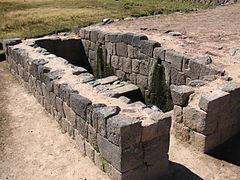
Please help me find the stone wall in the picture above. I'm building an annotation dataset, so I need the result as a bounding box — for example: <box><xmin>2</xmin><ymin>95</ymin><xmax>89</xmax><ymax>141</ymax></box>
<box><xmin>171</xmin><ymin>84</ymin><xmax>240</xmax><ymax>152</ymax></box>
<box><xmin>3</xmin><ymin>38</ymin><xmax>171</xmax><ymax>180</ymax></box>
<box><xmin>77</xmin><ymin>29</ymin><xmax>223</xmax><ymax>111</ymax></box>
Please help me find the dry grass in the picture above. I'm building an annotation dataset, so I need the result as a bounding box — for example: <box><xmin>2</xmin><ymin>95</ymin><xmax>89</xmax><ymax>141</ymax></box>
<box><xmin>0</xmin><ymin>0</ymin><xmax>208</xmax><ymax>40</ymax></box>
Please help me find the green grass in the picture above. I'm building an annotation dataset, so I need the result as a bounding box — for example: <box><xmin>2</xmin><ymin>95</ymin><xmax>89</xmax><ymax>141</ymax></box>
<box><xmin>0</xmin><ymin>0</ymin><xmax>209</xmax><ymax>41</ymax></box>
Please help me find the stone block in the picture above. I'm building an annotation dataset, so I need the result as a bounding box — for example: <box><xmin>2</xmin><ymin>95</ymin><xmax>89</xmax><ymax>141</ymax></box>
<box><xmin>165</xmin><ymin>50</ymin><xmax>183</xmax><ymax>71</ymax></box>
<box><xmin>161</xmin><ymin>61</ymin><xmax>171</xmax><ymax>86</ymax></box>
<box><xmin>89</xmin><ymin>50</ymin><xmax>96</xmax><ymax>60</ymax></box>
<box><xmin>59</xmin><ymin>84</ymin><xmax>78</xmax><ymax>106</ymax></box>
<box><xmin>49</xmin><ymin>92</ymin><xmax>56</xmax><ymax>108</ymax></box>
<box><xmin>90</xmin><ymin>29</ymin><xmax>100</xmax><ymax>43</ymax></box>
<box><xmin>94</xmin><ymin>151</ymin><xmax>104</xmax><ymax>171</ymax></box>
<box><xmin>153</xmin><ymin>47</ymin><xmax>166</xmax><ymax>61</ymax></box>
<box><xmin>170</xmin><ymin>85</ymin><xmax>194</xmax><ymax>106</ymax></box>
<box><xmin>127</xmin><ymin>45</ymin><xmax>134</xmax><ymax>58</ymax></box>
<box><xmin>173</xmin><ymin>122</ymin><xmax>190</xmax><ymax>141</ymax></box>
<box><xmin>97</xmin><ymin>134</ymin><xmax>143</xmax><ymax>173</ymax></box>
<box><xmin>56</xmin><ymin>96</ymin><xmax>65</xmax><ymax>118</ymax></box>
<box><xmin>98</xmin><ymin>32</ymin><xmax>106</xmax><ymax>44</ymax></box>
<box><xmin>122</xmin><ymin>58</ymin><xmax>132</xmax><ymax>74</ymax></box>
<box><xmin>150</xmin><ymin>111</ymin><xmax>172</xmax><ymax>135</ymax></box>
<box><xmin>74</xmin><ymin>129</ymin><xmax>85</xmax><ymax>155</ymax></box>
<box><xmin>188</xmin><ymin>59</ymin><xmax>201</xmax><ymax>80</ymax></box>
<box><xmin>131</xmin><ymin>34</ymin><xmax>148</xmax><ymax>47</ymax></box>
<box><xmin>129</xmin><ymin>73</ymin><xmax>137</xmax><ymax>84</ymax></box>
<box><xmin>63</xmin><ymin>102</ymin><xmax>76</xmax><ymax>127</ymax></box>
<box><xmin>97</xmin><ymin>106</ymin><xmax>121</xmax><ymax>137</ymax></box>
<box><xmin>116</xmin><ymin>42</ymin><xmax>128</xmax><ymax>57</ymax></box>
<box><xmin>199</xmin><ymin>90</ymin><xmax>230</xmax><ymax>112</ymax></box>
<box><xmin>111</xmin><ymin>55</ymin><xmax>119</xmax><ymax>69</ymax></box>
<box><xmin>147</xmin><ymin>154</ymin><xmax>169</xmax><ymax>180</ymax></box>
<box><xmin>172</xmin><ymin>105</ymin><xmax>183</xmax><ymax>123</ymax></box>
<box><xmin>87</xmin><ymin>103</ymin><xmax>106</xmax><ymax>128</ymax></box>
<box><xmin>143</xmin><ymin>136</ymin><xmax>169</xmax><ymax>165</ymax></box>
<box><xmin>140</xmin><ymin>40</ymin><xmax>161</xmax><ymax>57</ymax></box>
<box><xmin>139</xmin><ymin>60</ymin><xmax>149</xmax><ymax>76</ymax></box>
<box><xmin>183</xmin><ymin>107</ymin><xmax>217</xmax><ymax>135</ymax></box>
<box><xmin>76</xmin><ymin>115</ymin><xmax>88</xmax><ymax>138</ymax></box>
<box><xmin>88</xmin><ymin>124</ymin><xmax>97</xmax><ymax>149</ymax></box>
<box><xmin>70</xmin><ymin>93</ymin><xmax>92</xmax><ymax>118</ymax></box>
<box><xmin>171</xmin><ymin>67</ymin><xmax>186</xmax><ymax>85</ymax></box>
<box><xmin>131</xmin><ymin>59</ymin><xmax>140</xmax><ymax>73</ymax></box>
<box><xmin>190</xmin><ymin>130</ymin><xmax>220</xmax><ymax>153</ymax></box>
<box><xmin>85</xmin><ymin>140</ymin><xmax>95</xmax><ymax>161</ymax></box>
<box><xmin>107</xmin><ymin>115</ymin><xmax>141</xmax><ymax>148</ymax></box>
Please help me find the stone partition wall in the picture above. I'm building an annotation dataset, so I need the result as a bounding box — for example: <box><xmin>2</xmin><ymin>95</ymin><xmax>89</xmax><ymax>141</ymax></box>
<box><xmin>3</xmin><ymin>38</ymin><xmax>172</xmax><ymax>180</ymax></box>
<box><xmin>171</xmin><ymin>84</ymin><xmax>240</xmax><ymax>152</ymax></box>
<box><xmin>76</xmin><ymin>28</ymin><xmax>223</xmax><ymax>111</ymax></box>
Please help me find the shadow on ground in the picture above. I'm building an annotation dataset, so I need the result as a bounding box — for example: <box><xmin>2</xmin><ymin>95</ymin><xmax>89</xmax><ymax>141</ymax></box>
<box><xmin>163</xmin><ymin>161</ymin><xmax>204</xmax><ymax>180</ymax></box>
<box><xmin>207</xmin><ymin>132</ymin><xmax>240</xmax><ymax>166</ymax></box>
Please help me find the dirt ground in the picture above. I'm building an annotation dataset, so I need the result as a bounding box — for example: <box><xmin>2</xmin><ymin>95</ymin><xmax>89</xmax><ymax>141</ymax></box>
<box><xmin>1</xmin><ymin>3</ymin><xmax>240</xmax><ymax>180</ymax></box>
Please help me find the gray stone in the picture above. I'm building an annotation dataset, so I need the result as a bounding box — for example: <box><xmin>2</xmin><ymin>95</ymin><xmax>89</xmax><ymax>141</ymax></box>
<box><xmin>90</xmin><ymin>30</ymin><xmax>100</xmax><ymax>43</ymax></box>
<box><xmin>122</xmin><ymin>58</ymin><xmax>132</xmax><ymax>74</ymax></box>
<box><xmin>89</xmin><ymin>50</ymin><xmax>96</xmax><ymax>60</ymax></box>
<box><xmin>221</xmin><ymin>76</ymin><xmax>233</xmax><ymax>81</ymax></box>
<box><xmin>132</xmin><ymin>59</ymin><xmax>140</xmax><ymax>73</ymax></box>
<box><xmin>85</xmin><ymin>140</ymin><xmax>95</xmax><ymax>161</ymax></box>
<box><xmin>97</xmin><ymin>134</ymin><xmax>143</xmax><ymax>173</ymax></box>
<box><xmin>63</xmin><ymin>102</ymin><xmax>76</xmax><ymax>127</ymax></box>
<box><xmin>74</xmin><ymin>129</ymin><xmax>86</xmax><ymax>155</ymax></box>
<box><xmin>116</xmin><ymin>42</ymin><xmax>128</xmax><ymax>57</ymax></box>
<box><xmin>229</xmin><ymin>48</ymin><xmax>238</xmax><ymax>56</ymax></box>
<box><xmin>219</xmin><ymin>83</ymin><xmax>240</xmax><ymax>94</ymax></box>
<box><xmin>127</xmin><ymin>45</ymin><xmax>135</xmax><ymax>58</ymax></box>
<box><xmin>137</xmin><ymin>74</ymin><xmax>148</xmax><ymax>89</ymax></box>
<box><xmin>97</xmin><ymin>106</ymin><xmax>121</xmax><ymax>136</ymax></box>
<box><xmin>139</xmin><ymin>60</ymin><xmax>149</xmax><ymax>76</ymax></box>
<box><xmin>49</xmin><ymin>92</ymin><xmax>56</xmax><ymax>108</ymax></box>
<box><xmin>165</xmin><ymin>50</ymin><xmax>183</xmax><ymax>71</ymax></box>
<box><xmin>107</xmin><ymin>115</ymin><xmax>141</xmax><ymax>148</ymax></box>
<box><xmin>88</xmin><ymin>124</ymin><xmax>98</xmax><ymax>149</ymax></box>
<box><xmin>56</xmin><ymin>97</ymin><xmax>65</xmax><ymax>118</ymax></box>
<box><xmin>76</xmin><ymin>115</ymin><xmax>88</xmax><ymax>138</ymax></box>
<box><xmin>118</xmin><ymin>96</ymin><xmax>131</xmax><ymax>104</ymax></box>
<box><xmin>153</xmin><ymin>47</ymin><xmax>166</xmax><ymax>60</ymax></box>
<box><xmin>187</xmin><ymin>80</ymin><xmax>206</xmax><ymax>87</ymax></box>
<box><xmin>170</xmin><ymin>85</ymin><xmax>194</xmax><ymax>106</ymax></box>
<box><xmin>3</xmin><ymin>38</ymin><xmax>22</xmax><ymax>51</ymax></box>
<box><xmin>140</xmin><ymin>40</ymin><xmax>161</xmax><ymax>57</ymax></box>
<box><xmin>122</xmin><ymin>33</ymin><xmax>135</xmax><ymax>44</ymax></box>
<box><xmin>70</xmin><ymin>93</ymin><xmax>92</xmax><ymax>118</ymax></box>
<box><xmin>94</xmin><ymin>151</ymin><xmax>104</xmax><ymax>171</ymax></box>
<box><xmin>97</xmin><ymin>76</ymin><xmax>119</xmax><ymax>85</ymax></box>
<box><xmin>202</xmin><ymin>75</ymin><xmax>217</xmax><ymax>81</ymax></box>
<box><xmin>199</xmin><ymin>90</ymin><xmax>230</xmax><ymax>112</ymax></box>
<box><xmin>171</xmin><ymin>67</ymin><xmax>186</xmax><ymax>85</ymax></box>
<box><xmin>132</xmin><ymin>34</ymin><xmax>148</xmax><ymax>47</ymax></box>
<box><xmin>79</xmin><ymin>72</ymin><xmax>95</xmax><ymax>83</ymax></box>
<box><xmin>111</xmin><ymin>55</ymin><xmax>119</xmax><ymax>69</ymax></box>
<box><xmin>173</xmin><ymin>105</ymin><xmax>183</xmax><ymax>123</ymax></box>
<box><xmin>183</xmin><ymin>107</ymin><xmax>217</xmax><ymax>135</ymax></box>
<box><xmin>72</xmin><ymin>66</ymin><xmax>88</xmax><ymax>75</ymax></box>
<box><xmin>112</xmin><ymin>84</ymin><xmax>140</xmax><ymax>98</ymax></box>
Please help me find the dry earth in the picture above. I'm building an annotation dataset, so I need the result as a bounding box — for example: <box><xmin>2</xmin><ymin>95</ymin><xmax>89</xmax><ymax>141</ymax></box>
<box><xmin>1</xmin><ymin>3</ymin><xmax>240</xmax><ymax>180</ymax></box>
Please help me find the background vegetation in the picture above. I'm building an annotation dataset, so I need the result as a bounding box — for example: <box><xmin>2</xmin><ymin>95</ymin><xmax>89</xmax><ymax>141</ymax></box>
<box><xmin>0</xmin><ymin>0</ymin><xmax>208</xmax><ymax>41</ymax></box>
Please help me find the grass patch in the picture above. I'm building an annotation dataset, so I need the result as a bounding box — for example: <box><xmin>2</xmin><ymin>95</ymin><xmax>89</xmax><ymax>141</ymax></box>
<box><xmin>0</xmin><ymin>0</ymin><xmax>209</xmax><ymax>41</ymax></box>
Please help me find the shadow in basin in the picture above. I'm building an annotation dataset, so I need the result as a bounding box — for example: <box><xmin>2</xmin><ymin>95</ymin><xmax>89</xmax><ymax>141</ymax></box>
<box><xmin>207</xmin><ymin>132</ymin><xmax>240</xmax><ymax>166</ymax></box>
<box><xmin>162</xmin><ymin>161</ymin><xmax>204</xmax><ymax>180</ymax></box>
<box><xmin>0</xmin><ymin>53</ymin><xmax>5</xmax><ymax>62</ymax></box>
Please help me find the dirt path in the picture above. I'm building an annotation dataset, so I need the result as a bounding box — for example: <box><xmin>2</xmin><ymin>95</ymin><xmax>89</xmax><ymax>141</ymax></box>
<box><xmin>0</xmin><ymin>61</ymin><xmax>110</xmax><ymax>180</ymax></box>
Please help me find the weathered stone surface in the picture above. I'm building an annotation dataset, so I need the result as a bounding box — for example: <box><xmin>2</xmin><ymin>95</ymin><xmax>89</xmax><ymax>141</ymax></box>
<box><xmin>74</xmin><ymin>129</ymin><xmax>86</xmax><ymax>155</ymax></box>
<box><xmin>49</xmin><ymin>92</ymin><xmax>56</xmax><ymax>108</ymax></box>
<box><xmin>94</xmin><ymin>151</ymin><xmax>104</xmax><ymax>171</ymax></box>
<box><xmin>97</xmin><ymin>134</ymin><xmax>143</xmax><ymax>173</ymax></box>
<box><xmin>172</xmin><ymin>105</ymin><xmax>183</xmax><ymax>123</ymax></box>
<box><xmin>72</xmin><ymin>66</ymin><xmax>88</xmax><ymax>75</ymax></box>
<box><xmin>139</xmin><ymin>60</ymin><xmax>149</xmax><ymax>76</ymax></box>
<box><xmin>116</xmin><ymin>42</ymin><xmax>128</xmax><ymax>57</ymax></box>
<box><xmin>70</xmin><ymin>93</ymin><xmax>92</xmax><ymax>118</ymax></box>
<box><xmin>153</xmin><ymin>47</ymin><xmax>166</xmax><ymax>60</ymax></box>
<box><xmin>173</xmin><ymin>122</ymin><xmax>191</xmax><ymax>141</ymax></box>
<box><xmin>97</xmin><ymin>106</ymin><xmax>121</xmax><ymax>136</ymax></box>
<box><xmin>140</xmin><ymin>40</ymin><xmax>161</xmax><ymax>57</ymax></box>
<box><xmin>97</xmin><ymin>76</ymin><xmax>119</xmax><ymax>85</ymax></box>
<box><xmin>171</xmin><ymin>67</ymin><xmax>186</xmax><ymax>85</ymax></box>
<box><xmin>85</xmin><ymin>140</ymin><xmax>95</xmax><ymax>161</ymax></box>
<box><xmin>183</xmin><ymin>107</ymin><xmax>217</xmax><ymax>135</ymax></box>
<box><xmin>87</xmin><ymin>103</ymin><xmax>106</xmax><ymax>127</ymax></box>
<box><xmin>143</xmin><ymin>136</ymin><xmax>169</xmax><ymax>165</ymax></box>
<box><xmin>161</xmin><ymin>61</ymin><xmax>171</xmax><ymax>86</ymax></box>
<box><xmin>56</xmin><ymin>96</ymin><xmax>65</xmax><ymax>118</ymax></box>
<box><xmin>111</xmin><ymin>55</ymin><xmax>119</xmax><ymax>69</ymax></box>
<box><xmin>199</xmin><ymin>90</ymin><xmax>230</xmax><ymax>112</ymax></box>
<box><xmin>190</xmin><ymin>130</ymin><xmax>220</xmax><ymax>153</ymax></box>
<box><xmin>118</xmin><ymin>96</ymin><xmax>131</xmax><ymax>104</ymax></box>
<box><xmin>63</xmin><ymin>102</ymin><xmax>76</xmax><ymax>127</ymax></box>
<box><xmin>219</xmin><ymin>83</ymin><xmax>240</xmax><ymax>94</ymax></box>
<box><xmin>187</xmin><ymin>80</ymin><xmax>206</xmax><ymax>87</ymax></box>
<box><xmin>112</xmin><ymin>84</ymin><xmax>140</xmax><ymax>97</ymax></box>
<box><xmin>122</xmin><ymin>33</ymin><xmax>135</xmax><ymax>44</ymax></box>
<box><xmin>170</xmin><ymin>85</ymin><xmax>194</xmax><ymax>106</ymax></box>
<box><xmin>107</xmin><ymin>115</ymin><xmax>141</xmax><ymax>148</ymax></box>
<box><xmin>127</xmin><ymin>45</ymin><xmax>135</xmax><ymax>58</ymax></box>
<box><xmin>89</xmin><ymin>50</ymin><xmax>96</xmax><ymax>60</ymax></box>
<box><xmin>76</xmin><ymin>115</ymin><xmax>88</xmax><ymax>138</ymax></box>
<box><xmin>132</xmin><ymin>59</ymin><xmax>140</xmax><ymax>73</ymax></box>
<box><xmin>122</xmin><ymin>58</ymin><xmax>132</xmax><ymax>74</ymax></box>
<box><xmin>88</xmin><ymin>124</ymin><xmax>97</xmax><ymax>149</ymax></box>
<box><xmin>90</xmin><ymin>29</ymin><xmax>100</xmax><ymax>43</ymax></box>
<box><xmin>165</xmin><ymin>50</ymin><xmax>183</xmax><ymax>71</ymax></box>
<box><xmin>131</xmin><ymin>34</ymin><xmax>148</xmax><ymax>47</ymax></box>
<box><xmin>188</xmin><ymin>59</ymin><xmax>201</xmax><ymax>80</ymax></box>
